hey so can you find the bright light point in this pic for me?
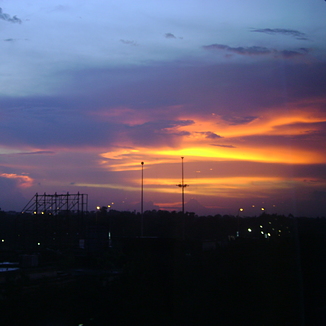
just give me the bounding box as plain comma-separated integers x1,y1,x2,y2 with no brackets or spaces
261,208,265,211
107,205,111,208
37,242,41,246
261,231,264,234
252,205,255,208
96,206,100,210
34,211,37,215
1,239,4,242
268,233,271,236
41,212,44,215
260,225,263,228
239,208,244,212
248,228,252,232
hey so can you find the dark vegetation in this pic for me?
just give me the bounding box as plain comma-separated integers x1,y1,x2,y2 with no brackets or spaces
0,209,326,325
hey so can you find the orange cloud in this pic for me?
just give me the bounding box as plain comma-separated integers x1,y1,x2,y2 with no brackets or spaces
98,99,326,175
0,173,34,188
177,106,326,139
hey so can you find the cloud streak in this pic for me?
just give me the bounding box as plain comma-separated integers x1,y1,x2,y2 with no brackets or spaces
251,28,308,40
203,43,310,59
120,39,138,46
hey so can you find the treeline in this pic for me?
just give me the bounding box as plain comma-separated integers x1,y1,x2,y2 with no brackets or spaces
1,209,326,252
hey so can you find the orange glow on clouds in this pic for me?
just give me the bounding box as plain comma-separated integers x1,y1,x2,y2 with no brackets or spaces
98,102,326,173
85,100,326,214
74,175,326,204
157,146,324,164
0,173,34,188
131,176,323,198
178,107,326,139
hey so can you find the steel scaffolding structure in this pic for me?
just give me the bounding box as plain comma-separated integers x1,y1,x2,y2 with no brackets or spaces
22,192,88,215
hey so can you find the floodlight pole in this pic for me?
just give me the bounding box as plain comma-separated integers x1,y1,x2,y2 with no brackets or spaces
177,157,189,239
141,161,144,237
181,157,185,214
180,157,189,214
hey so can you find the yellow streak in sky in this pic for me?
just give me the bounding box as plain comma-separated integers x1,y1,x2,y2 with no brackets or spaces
156,146,324,164
124,176,316,197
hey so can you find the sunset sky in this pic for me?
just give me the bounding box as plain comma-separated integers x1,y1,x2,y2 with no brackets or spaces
1,1,326,216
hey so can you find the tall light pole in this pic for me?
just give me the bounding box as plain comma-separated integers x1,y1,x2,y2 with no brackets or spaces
237,208,244,237
177,157,188,214
141,161,144,237
177,157,188,239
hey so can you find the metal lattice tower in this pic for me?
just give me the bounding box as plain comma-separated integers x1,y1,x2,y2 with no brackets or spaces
22,192,88,215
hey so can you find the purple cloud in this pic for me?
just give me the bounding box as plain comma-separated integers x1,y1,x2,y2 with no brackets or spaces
0,7,22,24
222,116,258,125
18,151,56,155
203,43,310,59
211,144,236,148
165,33,176,39
251,28,308,40
197,132,222,139
203,44,272,55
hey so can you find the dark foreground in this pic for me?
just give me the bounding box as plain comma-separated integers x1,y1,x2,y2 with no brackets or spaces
1,235,326,326
1,211,326,325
